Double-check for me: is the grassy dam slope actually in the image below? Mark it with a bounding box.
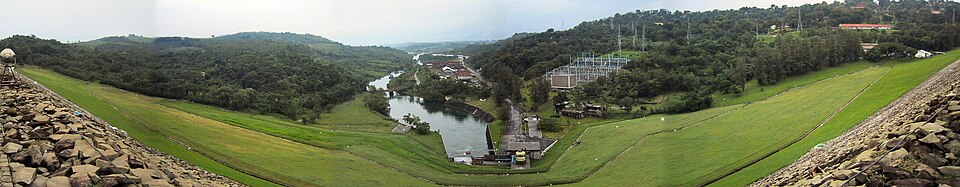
[17,49,960,186]
[19,67,432,187]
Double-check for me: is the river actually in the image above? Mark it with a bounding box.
[369,71,490,158]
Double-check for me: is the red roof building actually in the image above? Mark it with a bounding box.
[839,24,892,30]
[852,2,868,9]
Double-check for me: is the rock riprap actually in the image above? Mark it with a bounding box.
[0,76,242,186]
[774,93,960,187]
[755,59,960,186]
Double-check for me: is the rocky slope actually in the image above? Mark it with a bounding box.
[755,60,960,186]
[0,73,242,187]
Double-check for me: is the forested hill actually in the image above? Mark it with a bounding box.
[215,32,335,44]
[459,0,960,113]
[0,33,414,119]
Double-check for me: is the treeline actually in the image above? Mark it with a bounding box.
[457,0,960,113]
[1,33,414,120]
[755,30,863,85]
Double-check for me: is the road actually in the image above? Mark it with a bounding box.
[526,117,542,138]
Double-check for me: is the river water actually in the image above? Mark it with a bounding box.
[369,71,490,157]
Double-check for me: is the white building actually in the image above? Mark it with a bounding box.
[915,50,933,58]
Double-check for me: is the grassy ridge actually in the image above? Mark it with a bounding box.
[712,61,875,106]
[17,67,279,187]
[572,66,888,186]
[314,99,396,133]
[19,67,433,187]
[709,49,960,186]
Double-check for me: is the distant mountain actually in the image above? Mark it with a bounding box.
[215,32,335,44]
[78,32,414,79]
[389,40,494,53]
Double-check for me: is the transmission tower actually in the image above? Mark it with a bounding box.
[617,25,622,53]
[685,15,692,44]
[798,6,803,31]
[632,22,637,47]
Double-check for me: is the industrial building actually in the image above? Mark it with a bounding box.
[543,54,630,89]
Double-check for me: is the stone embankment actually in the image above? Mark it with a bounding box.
[0,74,241,186]
[755,60,960,186]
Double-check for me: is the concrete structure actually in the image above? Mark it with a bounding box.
[550,74,577,89]
[860,43,879,52]
[504,142,542,160]
[839,24,892,30]
[915,50,933,58]
[543,54,630,89]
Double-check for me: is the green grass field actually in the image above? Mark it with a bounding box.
[19,67,433,187]
[18,48,959,186]
[709,49,960,186]
[572,66,887,186]
[712,61,876,106]
[314,98,396,133]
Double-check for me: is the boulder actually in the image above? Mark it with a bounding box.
[832,170,855,180]
[68,173,94,187]
[887,178,934,187]
[130,168,164,182]
[99,174,141,186]
[921,133,943,144]
[32,115,50,122]
[883,165,913,180]
[13,167,37,186]
[101,149,119,160]
[30,176,48,187]
[70,164,98,175]
[143,179,174,187]
[880,148,912,166]
[940,166,960,177]
[855,149,878,162]
[3,142,22,154]
[45,176,68,187]
[921,123,950,135]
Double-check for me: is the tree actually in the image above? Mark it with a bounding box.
[531,79,551,111]
[361,93,390,115]
[539,117,561,132]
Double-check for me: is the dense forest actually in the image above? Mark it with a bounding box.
[0,32,415,119]
[457,0,960,113]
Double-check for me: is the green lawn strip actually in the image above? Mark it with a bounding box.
[712,61,875,107]
[408,132,446,155]
[17,67,280,187]
[488,120,505,150]
[572,67,886,186]
[708,49,960,186]
[314,98,396,133]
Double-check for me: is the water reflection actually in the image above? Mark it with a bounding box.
[369,71,490,157]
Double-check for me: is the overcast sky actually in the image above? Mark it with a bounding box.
[1,0,831,46]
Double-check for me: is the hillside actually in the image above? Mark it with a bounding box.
[0,33,414,119]
[457,1,960,114]
[0,73,241,186]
